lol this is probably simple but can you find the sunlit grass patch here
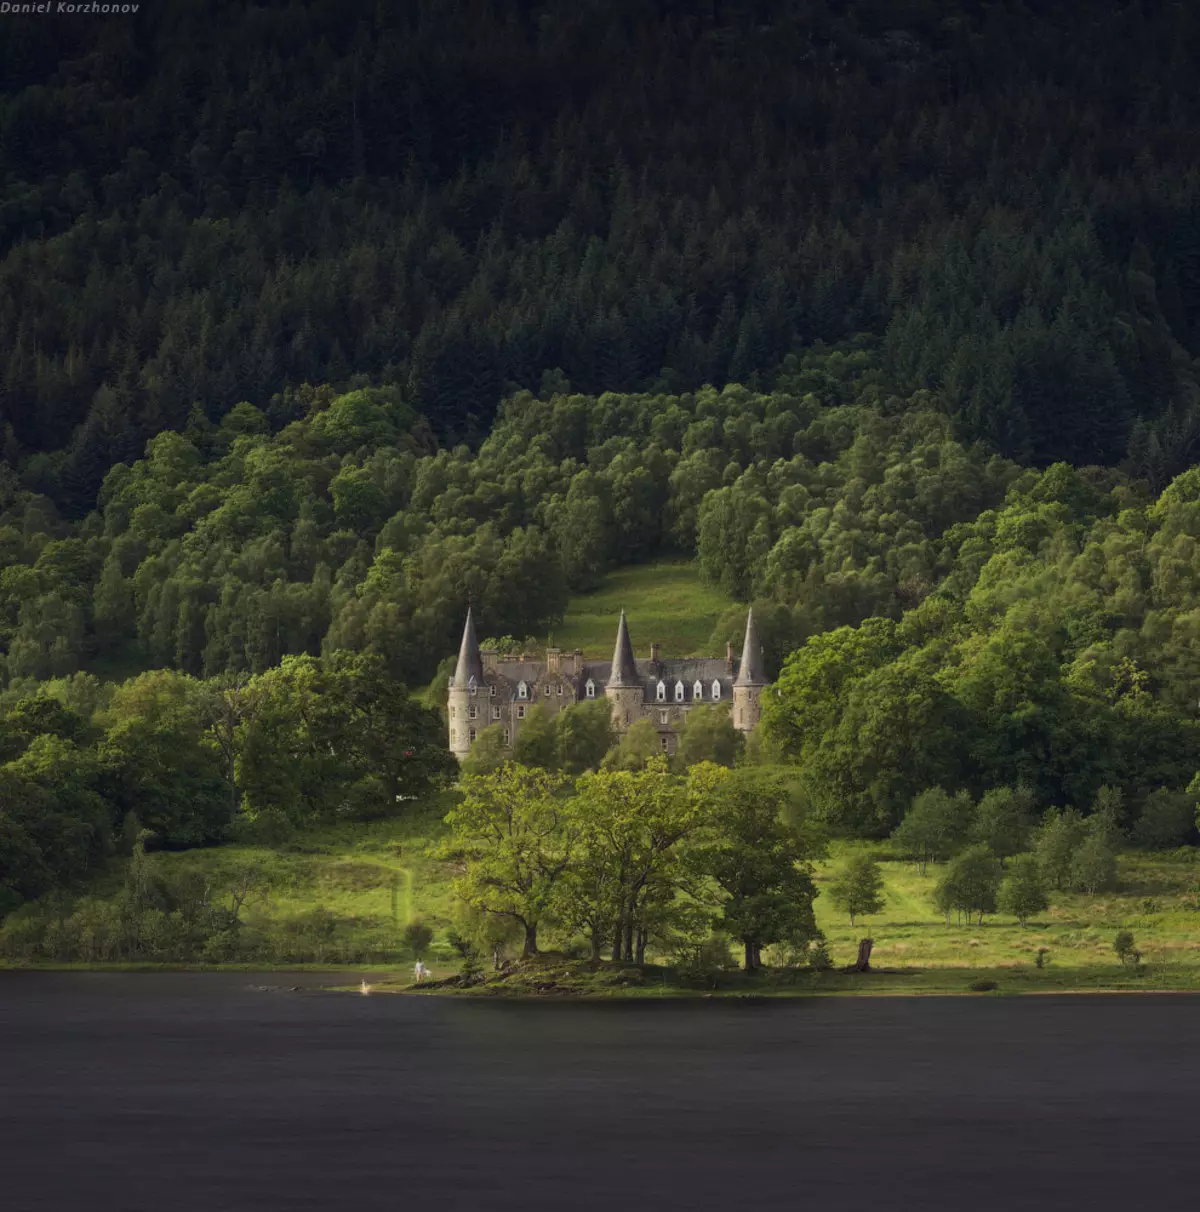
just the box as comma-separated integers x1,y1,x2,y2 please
541,558,736,657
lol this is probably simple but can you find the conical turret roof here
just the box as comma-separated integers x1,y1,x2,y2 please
606,609,640,687
734,607,766,686
453,606,484,686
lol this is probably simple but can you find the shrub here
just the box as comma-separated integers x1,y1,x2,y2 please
674,932,736,987
402,918,433,958
1113,930,1141,967
968,978,998,992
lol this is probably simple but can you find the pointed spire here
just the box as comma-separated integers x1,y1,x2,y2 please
734,607,766,686
453,607,484,687
607,609,640,688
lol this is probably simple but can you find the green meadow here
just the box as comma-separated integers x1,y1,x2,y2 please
809,843,1200,990
538,558,735,657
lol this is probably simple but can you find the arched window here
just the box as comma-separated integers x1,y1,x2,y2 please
656,681,666,702
518,681,528,700
585,679,596,699
712,680,721,700
674,681,685,702
693,680,703,700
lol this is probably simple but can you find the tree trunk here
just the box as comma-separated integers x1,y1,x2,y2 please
635,928,646,965
622,917,634,962
854,938,873,972
523,921,538,957
744,939,755,971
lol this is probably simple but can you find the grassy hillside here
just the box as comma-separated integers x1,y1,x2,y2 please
539,559,736,658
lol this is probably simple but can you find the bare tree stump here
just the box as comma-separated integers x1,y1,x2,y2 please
854,938,874,972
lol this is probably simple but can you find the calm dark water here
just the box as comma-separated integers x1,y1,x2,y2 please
1,974,1198,1211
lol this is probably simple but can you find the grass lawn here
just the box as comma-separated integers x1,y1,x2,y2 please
813,842,1200,982
11,770,1200,996
539,557,736,657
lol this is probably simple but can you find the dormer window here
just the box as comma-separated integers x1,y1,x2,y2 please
693,680,703,700
585,679,596,699
518,681,528,699
490,685,496,697
556,683,563,696
674,681,685,703
544,683,551,696
712,680,721,700
656,681,666,702
468,676,477,696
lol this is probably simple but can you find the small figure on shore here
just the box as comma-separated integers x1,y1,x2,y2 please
414,960,429,982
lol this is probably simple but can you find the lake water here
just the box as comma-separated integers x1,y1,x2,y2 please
1,973,1197,1210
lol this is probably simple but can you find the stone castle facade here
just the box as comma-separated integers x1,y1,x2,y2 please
447,607,767,761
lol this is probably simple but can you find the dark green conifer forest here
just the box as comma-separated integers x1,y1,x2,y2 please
4,0,1200,912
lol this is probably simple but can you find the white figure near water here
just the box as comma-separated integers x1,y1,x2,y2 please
413,960,429,982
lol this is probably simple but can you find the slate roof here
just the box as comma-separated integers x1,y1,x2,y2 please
453,608,759,703
734,607,766,686
451,606,484,686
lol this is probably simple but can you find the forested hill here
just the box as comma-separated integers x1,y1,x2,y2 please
3,0,1200,514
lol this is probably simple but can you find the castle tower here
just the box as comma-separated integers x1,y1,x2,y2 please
448,607,484,761
605,609,643,731
732,607,766,732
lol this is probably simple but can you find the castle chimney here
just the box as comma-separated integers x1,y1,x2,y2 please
547,647,561,674
650,641,661,663
726,640,734,673
481,648,498,673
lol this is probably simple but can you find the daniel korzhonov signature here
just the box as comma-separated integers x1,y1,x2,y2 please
1,2,141,14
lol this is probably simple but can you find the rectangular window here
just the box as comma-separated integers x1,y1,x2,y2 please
450,728,456,744
469,728,477,743
504,729,511,745
492,706,501,720
469,705,478,720
659,710,668,725
660,736,669,751
490,685,496,697
450,706,456,719
544,684,551,695
517,704,527,719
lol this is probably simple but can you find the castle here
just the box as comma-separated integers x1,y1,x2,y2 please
447,606,767,761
